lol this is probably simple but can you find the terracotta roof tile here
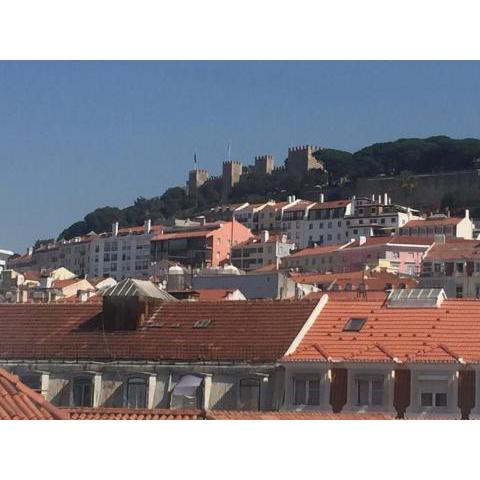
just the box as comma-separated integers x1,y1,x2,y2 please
67,407,204,420
284,296,480,364
0,300,319,362
403,217,463,228
204,410,392,420
308,199,351,210
0,368,67,420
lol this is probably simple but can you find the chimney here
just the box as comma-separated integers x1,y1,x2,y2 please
261,230,269,243
465,209,470,220
371,194,375,201
291,195,296,202
27,247,33,256
359,236,367,246
112,222,119,236
378,194,382,204
384,193,388,205
197,216,206,226
144,219,152,233
77,290,90,302
287,195,292,204
319,193,325,203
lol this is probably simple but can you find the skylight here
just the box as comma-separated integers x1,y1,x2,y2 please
193,319,212,328
343,317,367,332
387,288,446,308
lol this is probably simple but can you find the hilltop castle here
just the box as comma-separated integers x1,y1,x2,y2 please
187,145,325,201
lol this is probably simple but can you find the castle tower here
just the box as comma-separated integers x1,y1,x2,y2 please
255,154,274,175
286,145,325,174
187,169,209,197
221,160,243,201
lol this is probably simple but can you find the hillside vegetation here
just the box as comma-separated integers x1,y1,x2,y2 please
58,136,480,241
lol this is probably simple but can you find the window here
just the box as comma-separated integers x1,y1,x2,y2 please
456,285,463,298
126,377,147,408
21,374,41,393
293,377,320,406
456,263,464,274
239,378,261,411
344,317,367,331
419,377,448,408
72,377,93,407
337,221,342,227
355,376,384,406
309,223,313,230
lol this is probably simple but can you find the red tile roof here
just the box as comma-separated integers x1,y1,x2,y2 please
151,229,215,241
0,300,319,362
403,217,463,228
204,410,392,420
283,200,315,212
0,368,67,420
293,271,417,291
288,244,345,258
53,278,83,289
284,296,480,364
67,407,204,420
193,289,238,300
344,236,433,249
424,240,480,261
308,199,351,210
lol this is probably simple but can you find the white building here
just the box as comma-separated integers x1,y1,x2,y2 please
231,230,295,271
87,220,163,280
0,248,14,273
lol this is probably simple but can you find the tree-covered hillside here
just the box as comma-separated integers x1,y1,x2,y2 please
58,136,480,240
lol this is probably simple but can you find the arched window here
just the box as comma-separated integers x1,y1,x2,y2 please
126,377,147,408
239,378,261,411
72,377,93,407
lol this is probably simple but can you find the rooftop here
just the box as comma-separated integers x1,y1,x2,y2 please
0,368,67,420
403,217,464,228
0,299,319,362
284,295,480,364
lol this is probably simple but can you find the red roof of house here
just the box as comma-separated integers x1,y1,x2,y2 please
424,240,480,261
403,217,463,228
151,230,213,241
0,368,67,420
292,271,418,291
204,410,392,420
284,296,480,364
53,278,84,289
67,407,203,420
0,300,319,362
288,244,344,258
193,289,238,300
283,200,315,212
308,199,351,210
344,236,433,249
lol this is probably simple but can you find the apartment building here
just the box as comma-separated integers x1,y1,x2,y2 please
150,220,253,269
87,220,163,280
399,210,474,239
282,236,434,276
419,237,480,298
231,230,295,271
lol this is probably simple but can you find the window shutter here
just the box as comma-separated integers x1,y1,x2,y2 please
329,368,348,413
458,370,476,420
393,369,411,419
445,262,454,276
467,262,474,277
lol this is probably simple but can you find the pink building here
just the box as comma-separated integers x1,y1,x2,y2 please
282,236,434,275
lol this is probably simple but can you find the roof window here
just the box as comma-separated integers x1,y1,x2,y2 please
193,319,212,328
343,317,367,332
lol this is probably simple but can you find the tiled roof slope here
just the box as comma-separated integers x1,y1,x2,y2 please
424,240,480,260
403,217,463,227
0,368,67,420
67,407,203,420
0,300,318,362
205,410,392,420
284,297,480,364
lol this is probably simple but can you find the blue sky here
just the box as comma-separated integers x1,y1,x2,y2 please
1,61,480,252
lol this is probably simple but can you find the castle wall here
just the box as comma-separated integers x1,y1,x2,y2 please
355,169,480,210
